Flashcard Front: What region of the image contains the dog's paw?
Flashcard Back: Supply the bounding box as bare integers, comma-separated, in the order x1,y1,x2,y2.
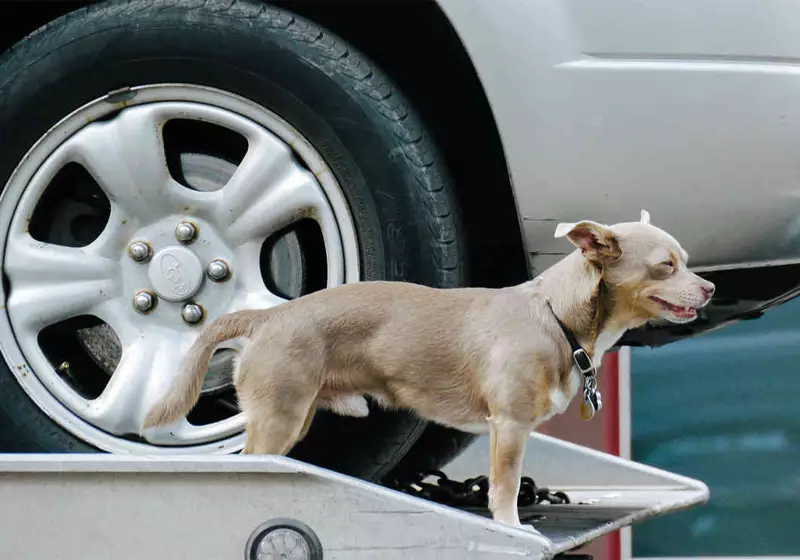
494,516,540,534
497,519,541,533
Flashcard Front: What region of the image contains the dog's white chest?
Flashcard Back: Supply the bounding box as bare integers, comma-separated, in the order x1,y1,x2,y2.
547,325,627,418
548,368,581,416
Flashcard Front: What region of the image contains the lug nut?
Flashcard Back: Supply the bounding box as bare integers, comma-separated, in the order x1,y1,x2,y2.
175,221,197,243
181,303,204,324
133,291,156,313
128,241,152,262
207,259,231,282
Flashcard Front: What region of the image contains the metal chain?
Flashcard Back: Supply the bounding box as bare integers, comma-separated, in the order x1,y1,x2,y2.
383,470,570,511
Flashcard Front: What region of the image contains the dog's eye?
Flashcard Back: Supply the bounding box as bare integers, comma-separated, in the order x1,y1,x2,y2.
661,260,674,268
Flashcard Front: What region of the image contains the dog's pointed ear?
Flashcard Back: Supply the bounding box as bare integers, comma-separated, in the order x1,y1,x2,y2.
640,209,651,225
554,220,621,262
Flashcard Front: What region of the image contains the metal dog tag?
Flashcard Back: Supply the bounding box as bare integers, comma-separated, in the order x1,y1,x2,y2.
580,376,602,420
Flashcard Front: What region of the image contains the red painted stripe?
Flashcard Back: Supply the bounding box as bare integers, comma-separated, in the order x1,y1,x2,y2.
604,352,620,457
604,352,622,560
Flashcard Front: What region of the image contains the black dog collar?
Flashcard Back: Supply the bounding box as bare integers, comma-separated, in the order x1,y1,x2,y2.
545,300,603,419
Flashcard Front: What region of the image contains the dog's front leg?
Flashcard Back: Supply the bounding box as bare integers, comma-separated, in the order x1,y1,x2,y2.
487,415,531,527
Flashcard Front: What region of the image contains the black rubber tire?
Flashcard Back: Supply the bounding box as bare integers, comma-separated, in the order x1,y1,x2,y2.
384,423,478,483
0,0,466,480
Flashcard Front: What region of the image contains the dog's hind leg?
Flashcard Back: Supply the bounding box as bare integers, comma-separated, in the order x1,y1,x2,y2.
241,391,317,455
235,334,323,455
237,363,320,455
487,415,532,526
297,403,317,442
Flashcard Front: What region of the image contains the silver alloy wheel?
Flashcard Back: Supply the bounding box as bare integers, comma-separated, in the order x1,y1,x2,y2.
0,84,360,453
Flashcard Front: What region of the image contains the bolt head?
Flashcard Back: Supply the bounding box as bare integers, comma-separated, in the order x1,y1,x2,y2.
133,291,156,313
175,222,197,243
181,303,204,324
207,259,230,281
128,241,151,262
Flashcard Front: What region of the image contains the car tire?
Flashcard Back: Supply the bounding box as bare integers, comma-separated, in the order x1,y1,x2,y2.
384,423,478,483
0,0,466,480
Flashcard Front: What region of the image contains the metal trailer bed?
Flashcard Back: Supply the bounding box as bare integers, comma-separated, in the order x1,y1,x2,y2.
0,433,707,560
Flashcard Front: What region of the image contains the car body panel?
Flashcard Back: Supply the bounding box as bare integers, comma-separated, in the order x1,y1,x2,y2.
435,0,800,274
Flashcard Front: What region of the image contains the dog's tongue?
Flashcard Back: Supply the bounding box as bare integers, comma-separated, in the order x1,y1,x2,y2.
661,299,695,316
651,296,696,317
672,304,695,316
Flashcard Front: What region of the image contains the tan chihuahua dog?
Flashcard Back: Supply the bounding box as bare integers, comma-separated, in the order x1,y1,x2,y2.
143,210,714,529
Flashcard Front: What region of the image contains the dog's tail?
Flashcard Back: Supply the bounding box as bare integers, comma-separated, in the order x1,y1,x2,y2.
142,310,262,431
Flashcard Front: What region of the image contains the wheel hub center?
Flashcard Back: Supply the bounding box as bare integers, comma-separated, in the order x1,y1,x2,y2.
147,245,204,302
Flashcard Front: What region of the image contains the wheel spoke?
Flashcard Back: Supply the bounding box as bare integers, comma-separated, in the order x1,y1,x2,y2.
217,138,328,246
229,287,287,312
63,105,177,221
85,332,190,437
215,134,293,228
228,240,287,310
5,234,119,331
87,205,140,260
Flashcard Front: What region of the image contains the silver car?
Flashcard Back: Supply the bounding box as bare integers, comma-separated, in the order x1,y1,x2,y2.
0,0,796,480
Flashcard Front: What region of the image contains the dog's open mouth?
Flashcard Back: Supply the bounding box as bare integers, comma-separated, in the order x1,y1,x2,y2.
649,296,697,320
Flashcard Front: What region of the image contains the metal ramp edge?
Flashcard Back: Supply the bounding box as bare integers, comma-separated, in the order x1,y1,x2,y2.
445,432,710,555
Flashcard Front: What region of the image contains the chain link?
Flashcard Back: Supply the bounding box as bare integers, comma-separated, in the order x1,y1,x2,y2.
383,470,570,515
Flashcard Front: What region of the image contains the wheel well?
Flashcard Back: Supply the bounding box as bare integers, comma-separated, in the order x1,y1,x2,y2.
0,0,529,288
